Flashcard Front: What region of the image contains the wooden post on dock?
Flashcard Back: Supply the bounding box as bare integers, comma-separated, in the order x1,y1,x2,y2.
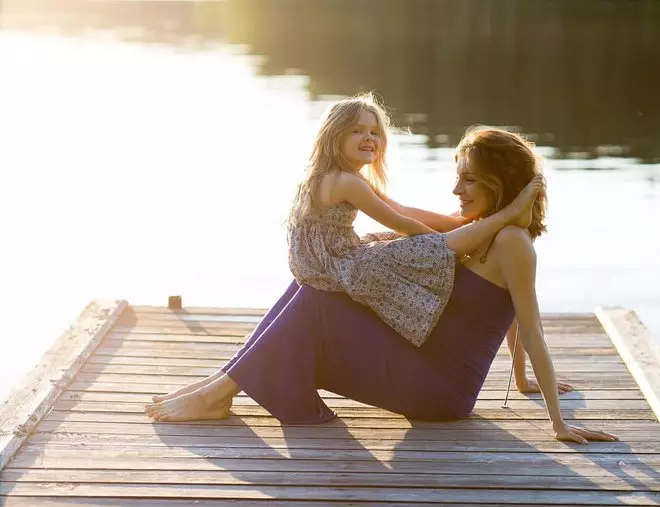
168,295,182,310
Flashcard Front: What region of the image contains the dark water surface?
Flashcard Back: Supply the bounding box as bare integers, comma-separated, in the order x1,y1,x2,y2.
4,0,659,159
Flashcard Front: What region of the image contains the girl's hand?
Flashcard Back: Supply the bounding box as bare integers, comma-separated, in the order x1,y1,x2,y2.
517,377,573,394
554,423,618,444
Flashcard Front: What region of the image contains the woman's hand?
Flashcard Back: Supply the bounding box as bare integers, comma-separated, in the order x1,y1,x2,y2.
517,377,573,394
554,423,618,444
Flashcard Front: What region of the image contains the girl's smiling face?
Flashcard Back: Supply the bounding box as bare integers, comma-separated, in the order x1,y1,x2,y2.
453,156,494,219
341,109,383,171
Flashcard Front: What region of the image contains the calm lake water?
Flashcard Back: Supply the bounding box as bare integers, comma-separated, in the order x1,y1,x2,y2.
1,0,659,401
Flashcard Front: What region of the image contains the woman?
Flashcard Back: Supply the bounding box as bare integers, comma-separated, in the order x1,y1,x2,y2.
146,127,617,444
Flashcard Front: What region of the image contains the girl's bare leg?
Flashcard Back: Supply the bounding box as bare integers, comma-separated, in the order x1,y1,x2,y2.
444,175,543,257
145,373,241,422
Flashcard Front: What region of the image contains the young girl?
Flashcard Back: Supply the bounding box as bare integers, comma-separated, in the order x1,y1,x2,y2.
288,93,543,346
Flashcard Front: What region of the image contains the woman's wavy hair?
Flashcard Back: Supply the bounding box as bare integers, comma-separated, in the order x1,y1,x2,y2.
289,92,390,225
455,126,547,239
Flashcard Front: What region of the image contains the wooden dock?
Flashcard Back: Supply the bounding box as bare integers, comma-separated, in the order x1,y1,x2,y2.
1,300,660,505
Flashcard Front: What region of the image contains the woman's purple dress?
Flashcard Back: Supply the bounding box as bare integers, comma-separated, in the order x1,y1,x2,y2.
222,261,515,424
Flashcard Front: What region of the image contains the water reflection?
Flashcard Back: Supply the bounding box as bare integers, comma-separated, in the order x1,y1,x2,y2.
1,0,659,161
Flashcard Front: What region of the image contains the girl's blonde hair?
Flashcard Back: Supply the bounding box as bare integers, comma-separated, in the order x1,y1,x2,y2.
455,126,548,239
289,92,390,225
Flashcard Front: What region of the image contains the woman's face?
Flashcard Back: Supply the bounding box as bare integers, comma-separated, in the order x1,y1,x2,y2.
453,157,495,219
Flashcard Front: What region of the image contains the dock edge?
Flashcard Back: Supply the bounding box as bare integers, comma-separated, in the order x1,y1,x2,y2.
596,306,660,422
0,299,128,470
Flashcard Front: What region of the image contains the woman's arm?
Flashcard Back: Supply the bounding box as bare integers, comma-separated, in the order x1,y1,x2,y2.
374,190,469,232
495,226,617,444
505,321,528,389
507,320,573,394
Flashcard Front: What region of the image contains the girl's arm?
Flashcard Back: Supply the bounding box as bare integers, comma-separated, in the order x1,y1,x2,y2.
375,189,469,232
333,173,436,236
495,226,617,444
506,320,573,394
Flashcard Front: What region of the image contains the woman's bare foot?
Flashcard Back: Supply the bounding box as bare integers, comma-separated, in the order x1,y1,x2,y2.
152,371,224,403
508,174,544,228
145,392,232,422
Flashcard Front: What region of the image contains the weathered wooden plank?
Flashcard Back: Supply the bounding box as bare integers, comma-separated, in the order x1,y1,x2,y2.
75,361,628,384
55,389,648,408
42,411,658,431
11,443,660,480
0,300,128,471
119,313,262,326
87,355,229,368
84,353,625,371
127,308,597,323
89,346,625,363
110,324,255,337
0,499,383,507
1,499,519,507
2,499,541,507
7,456,660,489
89,350,624,368
17,444,660,467
108,332,249,344
67,372,640,389
117,315,604,331
597,307,660,422
130,305,269,317
121,319,605,334
24,432,657,454
3,482,660,504
98,338,618,355
12,444,660,474
32,420,660,442
130,305,594,321
73,361,632,383
57,386,648,410
115,320,259,333
107,331,614,348
2,469,659,492
78,364,631,381
50,399,657,420
58,380,648,400
78,364,632,382
68,369,636,389
109,326,250,338
112,322,607,338
61,379,641,399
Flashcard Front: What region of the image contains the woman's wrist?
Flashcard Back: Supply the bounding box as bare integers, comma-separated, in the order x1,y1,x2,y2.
551,416,567,432
515,374,528,389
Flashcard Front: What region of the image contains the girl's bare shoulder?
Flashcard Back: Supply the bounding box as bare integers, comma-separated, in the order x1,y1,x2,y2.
319,170,364,206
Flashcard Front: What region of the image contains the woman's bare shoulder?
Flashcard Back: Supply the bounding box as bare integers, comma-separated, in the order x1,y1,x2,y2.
490,226,538,291
492,226,536,262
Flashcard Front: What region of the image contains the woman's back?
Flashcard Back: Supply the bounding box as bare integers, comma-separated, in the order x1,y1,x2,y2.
424,261,516,409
